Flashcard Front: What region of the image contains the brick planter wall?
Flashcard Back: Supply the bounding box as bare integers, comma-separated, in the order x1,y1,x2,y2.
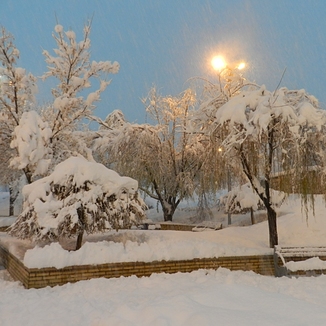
0,243,275,289
159,223,195,231
0,245,29,284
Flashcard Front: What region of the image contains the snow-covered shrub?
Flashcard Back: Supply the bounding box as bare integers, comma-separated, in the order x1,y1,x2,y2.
220,183,285,214
9,157,146,249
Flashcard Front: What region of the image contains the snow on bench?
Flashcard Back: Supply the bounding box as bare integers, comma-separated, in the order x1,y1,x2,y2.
274,246,326,277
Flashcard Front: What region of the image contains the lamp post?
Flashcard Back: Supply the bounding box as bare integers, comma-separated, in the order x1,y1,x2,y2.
213,56,246,225
211,55,246,98
218,146,232,225
211,56,226,93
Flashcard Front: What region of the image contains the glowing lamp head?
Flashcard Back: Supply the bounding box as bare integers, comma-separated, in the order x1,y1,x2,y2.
237,62,246,70
211,56,226,71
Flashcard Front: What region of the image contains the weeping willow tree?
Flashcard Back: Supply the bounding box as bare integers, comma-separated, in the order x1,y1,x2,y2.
93,88,224,222
207,82,326,248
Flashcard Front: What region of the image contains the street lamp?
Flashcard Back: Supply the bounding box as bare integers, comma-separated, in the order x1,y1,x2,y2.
211,55,246,98
237,62,246,70
211,55,246,72
211,56,226,72
213,57,246,225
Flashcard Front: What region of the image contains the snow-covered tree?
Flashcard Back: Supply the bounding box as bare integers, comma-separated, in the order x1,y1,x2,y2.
9,156,146,250
93,88,217,221
41,22,119,147
0,26,38,210
10,111,52,183
27,22,120,175
100,109,126,129
2,22,119,186
207,80,326,247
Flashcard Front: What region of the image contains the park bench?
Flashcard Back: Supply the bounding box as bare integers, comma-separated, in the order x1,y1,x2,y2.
274,246,326,277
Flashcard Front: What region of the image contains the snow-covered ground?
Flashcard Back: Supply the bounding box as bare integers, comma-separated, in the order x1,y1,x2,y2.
1,192,326,325
2,268,326,326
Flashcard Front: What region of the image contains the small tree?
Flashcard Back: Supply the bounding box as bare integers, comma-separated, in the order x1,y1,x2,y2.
9,156,146,250
93,88,216,221
220,183,285,225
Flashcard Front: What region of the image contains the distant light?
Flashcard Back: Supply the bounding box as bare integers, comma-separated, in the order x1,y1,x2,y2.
237,62,246,70
211,56,226,71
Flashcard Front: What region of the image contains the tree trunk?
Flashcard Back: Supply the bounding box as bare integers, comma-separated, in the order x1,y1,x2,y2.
163,204,175,221
162,202,177,222
75,206,85,250
158,196,180,222
250,207,255,225
9,185,15,216
76,230,84,250
266,206,278,248
163,211,173,222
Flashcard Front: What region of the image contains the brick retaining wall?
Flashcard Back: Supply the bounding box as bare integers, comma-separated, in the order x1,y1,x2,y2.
159,223,195,231
0,243,275,289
